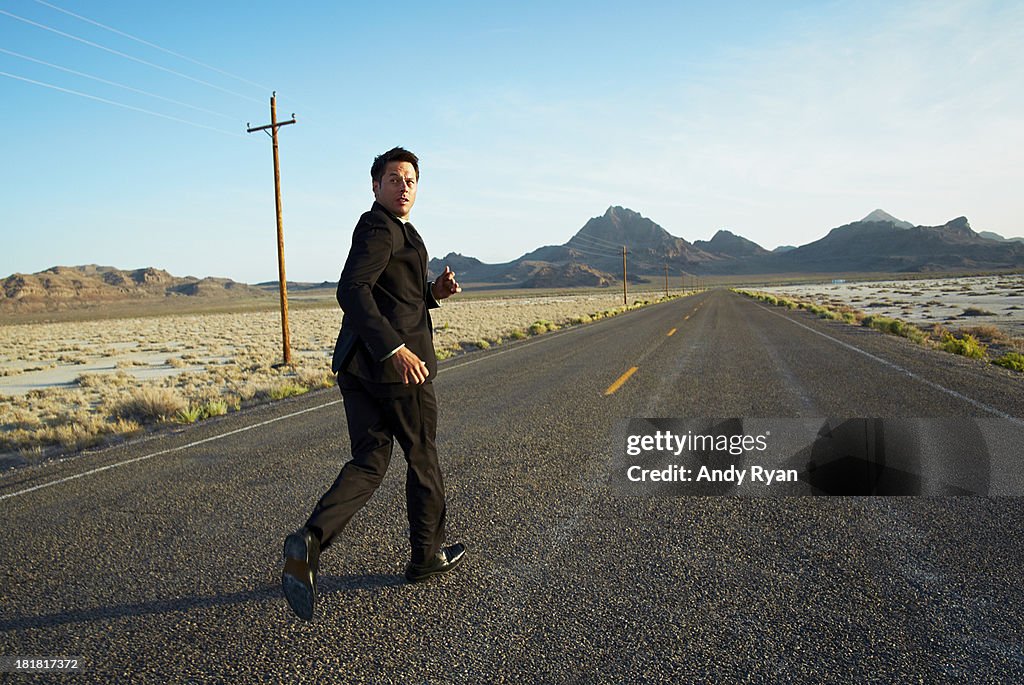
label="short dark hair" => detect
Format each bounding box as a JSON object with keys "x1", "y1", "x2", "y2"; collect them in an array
[{"x1": 371, "y1": 147, "x2": 419, "y2": 183}]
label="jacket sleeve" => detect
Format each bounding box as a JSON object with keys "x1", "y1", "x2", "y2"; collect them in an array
[
  {"x1": 336, "y1": 216, "x2": 404, "y2": 360},
  {"x1": 424, "y1": 279, "x2": 441, "y2": 310}
]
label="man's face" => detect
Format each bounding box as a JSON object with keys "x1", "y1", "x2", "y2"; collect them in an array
[{"x1": 372, "y1": 161, "x2": 417, "y2": 220}]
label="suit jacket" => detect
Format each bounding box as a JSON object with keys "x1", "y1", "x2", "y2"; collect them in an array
[{"x1": 331, "y1": 201, "x2": 439, "y2": 384}]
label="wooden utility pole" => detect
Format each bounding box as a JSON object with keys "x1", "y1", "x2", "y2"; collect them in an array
[
  {"x1": 664, "y1": 264, "x2": 669, "y2": 298},
  {"x1": 247, "y1": 93, "x2": 297, "y2": 365},
  {"x1": 622, "y1": 246, "x2": 628, "y2": 306}
]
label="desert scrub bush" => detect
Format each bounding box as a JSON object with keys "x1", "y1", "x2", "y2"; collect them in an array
[
  {"x1": 508, "y1": 329, "x2": 528, "y2": 340},
  {"x1": 49, "y1": 423, "x2": 100, "y2": 450},
  {"x1": 840, "y1": 310, "x2": 862, "y2": 324},
  {"x1": 961, "y1": 307, "x2": 995, "y2": 317},
  {"x1": 993, "y1": 352, "x2": 1024, "y2": 372},
  {"x1": 295, "y1": 366, "x2": 335, "y2": 389},
  {"x1": 42, "y1": 413, "x2": 114, "y2": 450},
  {"x1": 0, "y1": 367, "x2": 24, "y2": 377},
  {"x1": 529, "y1": 320, "x2": 552, "y2": 335},
  {"x1": 435, "y1": 346, "x2": 457, "y2": 361},
  {"x1": 236, "y1": 382, "x2": 260, "y2": 402},
  {"x1": 76, "y1": 372, "x2": 123, "y2": 389},
  {"x1": 166, "y1": 357, "x2": 187, "y2": 368},
  {"x1": 109, "y1": 417, "x2": 142, "y2": 435},
  {"x1": 862, "y1": 316, "x2": 927, "y2": 344},
  {"x1": 959, "y1": 325, "x2": 1005, "y2": 343},
  {"x1": 475, "y1": 339, "x2": 491, "y2": 350},
  {"x1": 115, "y1": 386, "x2": 188, "y2": 423},
  {"x1": 0, "y1": 406, "x2": 42, "y2": 431},
  {"x1": 263, "y1": 382, "x2": 309, "y2": 401},
  {"x1": 17, "y1": 444, "x2": 46, "y2": 463},
  {"x1": 942, "y1": 333, "x2": 987, "y2": 360},
  {"x1": 801, "y1": 303, "x2": 838, "y2": 319}
]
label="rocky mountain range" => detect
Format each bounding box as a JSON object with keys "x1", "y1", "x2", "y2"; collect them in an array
[
  {"x1": 429, "y1": 206, "x2": 1024, "y2": 285},
  {"x1": 0, "y1": 265, "x2": 267, "y2": 312},
  {"x1": 5, "y1": 208, "x2": 1022, "y2": 307}
]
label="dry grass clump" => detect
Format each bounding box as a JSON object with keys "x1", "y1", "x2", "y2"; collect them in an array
[
  {"x1": 961, "y1": 307, "x2": 996, "y2": 317},
  {"x1": 295, "y1": 366, "x2": 335, "y2": 390},
  {"x1": 76, "y1": 371, "x2": 135, "y2": 389},
  {"x1": 960, "y1": 325, "x2": 1005, "y2": 343},
  {"x1": 2, "y1": 406, "x2": 42, "y2": 431},
  {"x1": 114, "y1": 386, "x2": 188, "y2": 424}
]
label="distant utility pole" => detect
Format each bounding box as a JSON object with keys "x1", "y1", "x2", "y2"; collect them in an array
[
  {"x1": 622, "y1": 246, "x2": 628, "y2": 306},
  {"x1": 247, "y1": 92, "x2": 297, "y2": 366},
  {"x1": 664, "y1": 264, "x2": 669, "y2": 298}
]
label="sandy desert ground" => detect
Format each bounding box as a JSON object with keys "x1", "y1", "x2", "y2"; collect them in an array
[
  {"x1": 759, "y1": 274, "x2": 1024, "y2": 337},
  {"x1": 0, "y1": 291, "x2": 667, "y2": 461}
]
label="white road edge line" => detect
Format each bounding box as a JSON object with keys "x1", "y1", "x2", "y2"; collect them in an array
[
  {"x1": 0, "y1": 314, "x2": 601, "y2": 503},
  {"x1": 0, "y1": 400, "x2": 342, "y2": 503},
  {"x1": 760, "y1": 302, "x2": 1023, "y2": 425}
]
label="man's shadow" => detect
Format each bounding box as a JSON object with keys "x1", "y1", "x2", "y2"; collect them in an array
[{"x1": 0, "y1": 573, "x2": 404, "y2": 633}]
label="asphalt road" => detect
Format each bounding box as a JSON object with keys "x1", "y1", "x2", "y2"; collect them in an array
[{"x1": 1, "y1": 289, "x2": 1023, "y2": 683}]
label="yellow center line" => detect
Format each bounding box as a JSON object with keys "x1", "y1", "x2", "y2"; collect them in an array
[
  {"x1": 667, "y1": 328, "x2": 677, "y2": 336},
  {"x1": 604, "y1": 366, "x2": 639, "y2": 396},
  {"x1": 684, "y1": 315, "x2": 690, "y2": 320}
]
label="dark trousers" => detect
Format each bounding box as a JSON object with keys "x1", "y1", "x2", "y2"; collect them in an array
[{"x1": 306, "y1": 372, "x2": 447, "y2": 565}]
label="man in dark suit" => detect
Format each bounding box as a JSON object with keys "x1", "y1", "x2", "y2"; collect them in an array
[{"x1": 281, "y1": 147, "x2": 466, "y2": 621}]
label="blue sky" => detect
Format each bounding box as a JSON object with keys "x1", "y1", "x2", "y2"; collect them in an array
[{"x1": 2, "y1": 0, "x2": 1022, "y2": 283}]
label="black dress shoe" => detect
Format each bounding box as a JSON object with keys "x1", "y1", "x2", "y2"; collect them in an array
[
  {"x1": 404, "y1": 543, "x2": 467, "y2": 583},
  {"x1": 282, "y1": 527, "x2": 320, "y2": 621}
]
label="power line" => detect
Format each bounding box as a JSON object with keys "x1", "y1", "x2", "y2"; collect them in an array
[
  {"x1": 568, "y1": 234, "x2": 623, "y2": 255},
  {"x1": 0, "y1": 70, "x2": 244, "y2": 137},
  {"x1": 569, "y1": 237, "x2": 621, "y2": 254},
  {"x1": 30, "y1": 0, "x2": 271, "y2": 93},
  {"x1": 567, "y1": 248, "x2": 620, "y2": 262},
  {"x1": 571, "y1": 231, "x2": 623, "y2": 249},
  {"x1": 0, "y1": 47, "x2": 237, "y2": 120},
  {"x1": 565, "y1": 240, "x2": 635, "y2": 263},
  {"x1": 566, "y1": 242, "x2": 621, "y2": 259},
  {"x1": 0, "y1": 9, "x2": 264, "y2": 105}
]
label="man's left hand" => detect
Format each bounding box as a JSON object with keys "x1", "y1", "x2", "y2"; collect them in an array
[{"x1": 432, "y1": 265, "x2": 462, "y2": 301}]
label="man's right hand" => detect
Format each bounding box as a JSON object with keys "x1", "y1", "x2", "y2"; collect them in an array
[{"x1": 391, "y1": 346, "x2": 429, "y2": 384}]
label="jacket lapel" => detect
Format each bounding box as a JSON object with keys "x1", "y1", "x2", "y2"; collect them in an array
[{"x1": 402, "y1": 221, "x2": 428, "y2": 280}]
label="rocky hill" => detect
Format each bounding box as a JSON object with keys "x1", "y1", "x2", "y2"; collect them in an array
[
  {"x1": 693, "y1": 229, "x2": 771, "y2": 259},
  {"x1": 0, "y1": 265, "x2": 268, "y2": 312}
]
